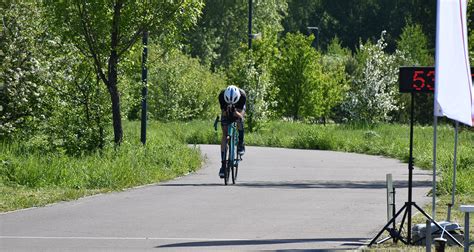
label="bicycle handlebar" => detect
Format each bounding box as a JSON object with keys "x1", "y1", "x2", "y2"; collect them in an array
[{"x1": 213, "y1": 112, "x2": 240, "y2": 131}]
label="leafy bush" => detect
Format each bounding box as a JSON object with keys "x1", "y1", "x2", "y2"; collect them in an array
[
  {"x1": 272, "y1": 33, "x2": 348, "y2": 121},
  {"x1": 148, "y1": 46, "x2": 226, "y2": 121}
]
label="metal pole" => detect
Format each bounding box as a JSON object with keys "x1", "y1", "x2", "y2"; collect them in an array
[
  {"x1": 407, "y1": 92, "x2": 415, "y2": 244},
  {"x1": 386, "y1": 174, "x2": 393, "y2": 223},
  {"x1": 248, "y1": 0, "x2": 252, "y2": 50},
  {"x1": 447, "y1": 121, "x2": 459, "y2": 221},
  {"x1": 426, "y1": 219, "x2": 432, "y2": 252},
  {"x1": 432, "y1": 115, "x2": 438, "y2": 220},
  {"x1": 140, "y1": 30, "x2": 148, "y2": 145},
  {"x1": 464, "y1": 212, "x2": 469, "y2": 252}
]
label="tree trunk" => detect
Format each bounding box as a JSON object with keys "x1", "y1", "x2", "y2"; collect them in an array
[
  {"x1": 108, "y1": 76, "x2": 122, "y2": 144},
  {"x1": 107, "y1": 0, "x2": 123, "y2": 145}
]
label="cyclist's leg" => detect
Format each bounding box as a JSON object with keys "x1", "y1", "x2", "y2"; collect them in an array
[
  {"x1": 219, "y1": 115, "x2": 228, "y2": 177},
  {"x1": 236, "y1": 108, "x2": 245, "y2": 154}
]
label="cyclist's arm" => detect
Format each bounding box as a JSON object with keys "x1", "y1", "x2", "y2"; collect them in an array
[{"x1": 234, "y1": 109, "x2": 244, "y2": 119}]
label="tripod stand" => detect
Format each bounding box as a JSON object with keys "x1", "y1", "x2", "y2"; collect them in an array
[{"x1": 368, "y1": 93, "x2": 462, "y2": 247}]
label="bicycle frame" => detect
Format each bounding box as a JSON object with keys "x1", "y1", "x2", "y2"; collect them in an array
[
  {"x1": 227, "y1": 121, "x2": 239, "y2": 167},
  {"x1": 214, "y1": 115, "x2": 241, "y2": 185}
]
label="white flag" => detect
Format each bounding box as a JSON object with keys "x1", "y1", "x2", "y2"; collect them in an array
[{"x1": 435, "y1": 0, "x2": 473, "y2": 126}]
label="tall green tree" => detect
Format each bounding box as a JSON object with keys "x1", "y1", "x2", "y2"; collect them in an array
[
  {"x1": 44, "y1": 0, "x2": 204, "y2": 144},
  {"x1": 185, "y1": 0, "x2": 287, "y2": 69},
  {"x1": 273, "y1": 33, "x2": 346, "y2": 121}
]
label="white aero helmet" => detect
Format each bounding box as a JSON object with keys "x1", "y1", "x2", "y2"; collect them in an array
[{"x1": 224, "y1": 85, "x2": 240, "y2": 104}]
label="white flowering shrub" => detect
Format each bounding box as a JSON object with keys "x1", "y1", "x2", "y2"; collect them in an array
[
  {"x1": 343, "y1": 31, "x2": 401, "y2": 123},
  {"x1": 1, "y1": 3, "x2": 110, "y2": 154},
  {"x1": 0, "y1": 2, "x2": 46, "y2": 138}
]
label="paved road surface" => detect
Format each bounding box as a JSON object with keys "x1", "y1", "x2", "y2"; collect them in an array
[{"x1": 0, "y1": 145, "x2": 432, "y2": 251}]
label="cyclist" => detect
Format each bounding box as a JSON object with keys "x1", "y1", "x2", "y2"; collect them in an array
[{"x1": 218, "y1": 85, "x2": 246, "y2": 178}]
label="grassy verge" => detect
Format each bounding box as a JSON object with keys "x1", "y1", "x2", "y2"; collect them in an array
[{"x1": 0, "y1": 121, "x2": 202, "y2": 212}]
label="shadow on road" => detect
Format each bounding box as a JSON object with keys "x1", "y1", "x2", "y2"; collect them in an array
[
  {"x1": 156, "y1": 237, "x2": 367, "y2": 249},
  {"x1": 159, "y1": 180, "x2": 431, "y2": 190}
]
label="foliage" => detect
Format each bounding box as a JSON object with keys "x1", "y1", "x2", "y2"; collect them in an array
[
  {"x1": 0, "y1": 2, "x2": 111, "y2": 154},
  {"x1": 184, "y1": 0, "x2": 287, "y2": 69},
  {"x1": 0, "y1": 2, "x2": 47, "y2": 138},
  {"x1": 397, "y1": 23, "x2": 433, "y2": 66},
  {"x1": 282, "y1": 0, "x2": 437, "y2": 52},
  {"x1": 44, "y1": 0, "x2": 205, "y2": 144},
  {"x1": 147, "y1": 46, "x2": 225, "y2": 121},
  {"x1": 227, "y1": 38, "x2": 278, "y2": 131},
  {"x1": 272, "y1": 33, "x2": 347, "y2": 121},
  {"x1": 40, "y1": 44, "x2": 110, "y2": 154},
  {"x1": 340, "y1": 32, "x2": 402, "y2": 123},
  {"x1": 320, "y1": 37, "x2": 351, "y2": 123}
]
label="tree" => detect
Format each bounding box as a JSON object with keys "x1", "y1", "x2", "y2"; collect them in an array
[
  {"x1": 397, "y1": 23, "x2": 432, "y2": 66},
  {"x1": 42, "y1": 43, "x2": 110, "y2": 154},
  {"x1": 227, "y1": 38, "x2": 278, "y2": 131},
  {"x1": 320, "y1": 37, "x2": 350, "y2": 123},
  {"x1": 44, "y1": 0, "x2": 204, "y2": 144},
  {"x1": 282, "y1": 0, "x2": 437, "y2": 52},
  {"x1": 272, "y1": 33, "x2": 346, "y2": 121},
  {"x1": 184, "y1": 0, "x2": 287, "y2": 69}
]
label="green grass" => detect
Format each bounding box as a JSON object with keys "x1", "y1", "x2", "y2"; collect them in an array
[
  {"x1": 1, "y1": 120, "x2": 473, "y2": 215},
  {"x1": 0, "y1": 121, "x2": 202, "y2": 212}
]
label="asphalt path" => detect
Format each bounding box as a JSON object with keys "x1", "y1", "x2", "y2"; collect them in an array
[{"x1": 0, "y1": 145, "x2": 432, "y2": 251}]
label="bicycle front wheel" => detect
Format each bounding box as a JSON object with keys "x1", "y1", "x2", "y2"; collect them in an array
[
  {"x1": 224, "y1": 160, "x2": 231, "y2": 185},
  {"x1": 231, "y1": 162, "x2": 238, "y2": 184}
]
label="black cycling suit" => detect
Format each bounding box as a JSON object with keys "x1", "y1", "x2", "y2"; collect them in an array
[{"x1": 218, "y1": 88, "x2": 246, "y2": 123}]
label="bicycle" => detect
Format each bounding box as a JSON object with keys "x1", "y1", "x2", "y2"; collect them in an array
[{"x1": 214, "y1": 115, "x2": 242, "y2": 185}]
